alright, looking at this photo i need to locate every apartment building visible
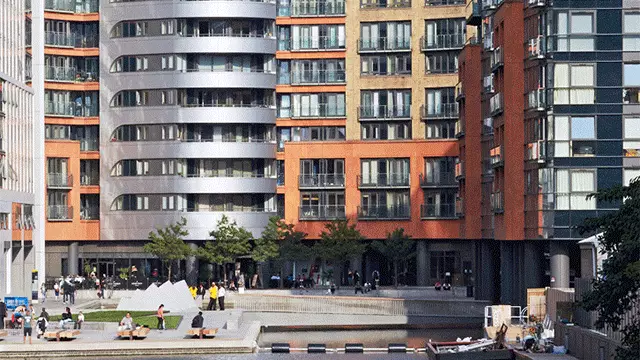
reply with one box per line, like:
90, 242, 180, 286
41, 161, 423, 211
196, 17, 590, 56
1, 0, 43, 297
275, 0, 472, 286
459, 0, 640, 304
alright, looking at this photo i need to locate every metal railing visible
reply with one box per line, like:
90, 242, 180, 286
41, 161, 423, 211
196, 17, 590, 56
47, 173, 73, 188
47, 205, 73, 221
425, 0, 464, 5
357, 173, 410, 187
291, 69, 346, 84
80, 206, 99, 220
419, 172, 457, 187
490, 93, 503, 115
421, 34, 465, 51
45, 0, 99, 13
291, 1, 345, 16
45, 66, 97, 82
358, 37, 411, 52
290, 36, 345, 51
491, 47, 504, 70
185, 206, 273, 213
420, 203, 457, 218
526, 89, 546, 110
299, 205, 346, 220
298, 174, 345, 188
491, 192, 504, 213
80, 173, 99, 186
44, 31, 98, 48
357, 205, 410, 220
45, 101, 98, 117
290, 104, 345, 118
80, 139, 99, 151
421, 103, 458, 120
180, 136, 274, 143
490, 145, 503, 167
361, 0, 411, 9
528, 35, 545, 58
185, 171, 271, 178
358, 105, 411, 120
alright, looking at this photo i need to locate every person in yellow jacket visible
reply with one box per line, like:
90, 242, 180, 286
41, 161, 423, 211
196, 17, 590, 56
207, 283, 218, 311
189, 285, 197, 299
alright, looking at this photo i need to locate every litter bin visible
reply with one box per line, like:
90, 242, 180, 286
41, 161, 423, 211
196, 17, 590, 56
466, 285, 474, 298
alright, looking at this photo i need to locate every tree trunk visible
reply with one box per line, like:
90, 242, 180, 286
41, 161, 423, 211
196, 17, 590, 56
167, 261, 172, 283
394, 261, 398, 288
257, 262, 264, 289
333, 261, 342, 288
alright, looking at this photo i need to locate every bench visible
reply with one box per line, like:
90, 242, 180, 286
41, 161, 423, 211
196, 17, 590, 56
186, 327, 218, 339
44, 329, 80, 341
117, 327, 150, 340
0, 330, 7, 337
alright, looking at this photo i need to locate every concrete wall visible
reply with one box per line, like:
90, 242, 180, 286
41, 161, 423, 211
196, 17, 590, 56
555, 322, 618, 360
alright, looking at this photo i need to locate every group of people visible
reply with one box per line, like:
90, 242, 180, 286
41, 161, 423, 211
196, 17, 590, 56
0, 300, 84, 344
187, 282, 227, 311
51, 276, 79, 304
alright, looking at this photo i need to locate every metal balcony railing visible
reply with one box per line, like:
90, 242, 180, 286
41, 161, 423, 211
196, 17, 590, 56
490, 93, 504, 116
361, 0, 411, 9
421, 103, 459, 120
359, 105, 411, 120
526, 0, 545, 8
528, 35, 545, 58
420, 203, 456, 218
298, 174, 345, 188
44, 31, 98, 48
45, 0, 99, 13
45, 101, 98, 117
292, 1, 345, 16
526, 89, 546, 110
80, 206, 99, 220
455, 119, 464, 137
290, 103, 346, 118
421, 34, 465, 51
47, 173, 73, 188
291, 70, 346, 85
491, 192, 504, 213
419, 173, 457, 188
358, 173, 410, 188
357, 205, 410, 220
47, 205, 73, 221
290, 36, 345, 51
358, 37, 411, 52
299, 205, 346, 220
490, 145, 503, 168
491, 47, 504, 70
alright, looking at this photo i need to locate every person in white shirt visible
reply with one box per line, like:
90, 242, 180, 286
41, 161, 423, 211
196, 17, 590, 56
217, 284, 226, 311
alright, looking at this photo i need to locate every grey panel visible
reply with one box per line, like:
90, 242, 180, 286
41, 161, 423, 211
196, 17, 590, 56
105, 142, 276, 160
102, 37, 276, 57
108, 177, 277, 195
101, 1, 276, 22
109, 71, 276, 93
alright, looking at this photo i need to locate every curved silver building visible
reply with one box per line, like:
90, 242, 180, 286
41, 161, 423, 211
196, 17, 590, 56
100, 0, 277, 241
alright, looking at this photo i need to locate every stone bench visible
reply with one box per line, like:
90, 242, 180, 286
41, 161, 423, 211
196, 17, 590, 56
44, 329, 80, 341
117, 327, 150, 340
186, 327, 218, 339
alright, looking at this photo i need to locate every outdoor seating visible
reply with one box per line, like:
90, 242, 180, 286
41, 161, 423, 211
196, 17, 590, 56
186, 327, 218, 339
44, 329, 80, 341
0, 330, 7, 337
117, 327, 150, 340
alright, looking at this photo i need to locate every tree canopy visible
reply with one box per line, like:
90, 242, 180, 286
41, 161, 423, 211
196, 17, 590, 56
253, 216, 283, 263
199, 215, 252, 265
579, 177, 640, 360
370, 227, 415, 287
315, 220, 366, 264
144, 217, 191, 280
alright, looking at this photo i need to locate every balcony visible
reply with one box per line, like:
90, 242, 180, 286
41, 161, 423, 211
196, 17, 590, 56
490, 145, 503, 168
455, 160, 464, 180
526, 89, 546, 111
528, 36, 545, 59
359, 105, 411, 121
421, 103, 459, 120
490, 93, 503, 116
362, 0, 411, 8
80, 173, 99, 186
419, 173, 457, 188
526, 141, 547, 163
491, 192, 504, 213
45, 0, 98, 13
358, 173, 410, 188
289, 36, 345, 52
298, 174, 345, 189
421, 34, 465, 51
45, 101, 98, 117
47, 173, 73, 189
357, 205, 410, 220
455, 119, 464, 138
455, 197, 464, 217
47, 205, 73, 221
483, 117, 494, 136
80, 139, 99, 151
526, 0, 545, 8
44, 31, 98, 48
491, 47, 504, 71
358, 37, 411, 53
80, 206, 99, 220
483, 33, 493, 50
291, 70, 346, 85
465, 1, 481, 26
291, 1, 345, 16
425, 0, 465, 5
45, 66, 98, 83
483, 74, 494, 93
420, 203, 457, 219
290, 104, 345, 119
299, 205, 346, 220
482, 0, 502, 11
455, 82, 464, 101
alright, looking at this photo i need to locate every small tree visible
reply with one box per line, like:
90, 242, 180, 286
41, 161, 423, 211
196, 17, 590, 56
370, 228, 415, 287
315, 220, 366, 286
253, 216, 284, 288
579, 178, 640, 360
144, 217, 191, 281
199, 215, 252, 283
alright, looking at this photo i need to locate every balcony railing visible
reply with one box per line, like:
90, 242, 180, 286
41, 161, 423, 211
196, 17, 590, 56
455, 160, 464, 179
420, 203, 456, 219
419, 173, 457, 188
289, 104, 345, 119
526, 89, 546, 110
421, 34, 465, 51
491, 192, 504, 213
491, 47, 504, 71
359, 105, 411, 120
47, 205, 73, 221
526, 141, 547, 163
421, 103, 459, 120
292, 1, 345, 16
45, 101, 98, 117
455, 198, 464, 217
80, 139, 99, 151
45, 31, 98, 48
455, 82, 464, 101
490, 93, 503, 116
80, 206, 99, 220
80, 173, 99, 186
484, 32, 493, 50
455, 119, 464, 137
45, 66, 98, 83
45, 0, 99, 13
361, 0, 411, 9
47, 173, 73, 188
483, 74, 494, 93
185, 205, 273, 213
358, 37, 411, 52
290, 36, 345, 51
298, 174, 345, 188
358, 173, 410, 188
357, 205, 410, 220
490, 145, 503, 168
425, 0, 464, 5
528, 35, 545, 58
526, 0, 545, 8
482, 0, 502, 10
299, 205, 346, 220
291, 70, 346, 85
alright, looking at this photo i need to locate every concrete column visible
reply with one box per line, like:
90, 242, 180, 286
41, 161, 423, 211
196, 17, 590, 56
186, 243, 199, 285
523, 241, 543, 290
67, 242, 79, 276
500, 242, 515, 305
550, 241, 570, 288
351, 255, 362, 283
579, 243, 596, 279
475, 239, 499, 303
416, 240, 428, 286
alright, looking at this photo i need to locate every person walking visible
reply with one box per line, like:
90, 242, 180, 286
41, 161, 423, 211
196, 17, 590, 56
156, 304, 165, 330
40, 283, 46, 303
207, 283, 218, 311
76, 311, 84, 329
23, 310, 33, 344
69, 282, 76, 305
217, 284, 226, 311
53, 282, 60, 302
0, 301, 6, 329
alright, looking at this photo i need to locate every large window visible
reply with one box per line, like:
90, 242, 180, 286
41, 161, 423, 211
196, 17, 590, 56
291, 24, 345, 51
426, 51, 458, 74
285, 93, 346, 118
623, 12, 640, 51
360, 89, 411, 119
623, 64, 640, 104
361, 122, 411, 140
360, 22, 411, 51
361, 54, 411, 76
555, 11, 595, 51
425, 88, 457, 118
425, 121, 455, 139
624, 117, 640, 157
555, 169, 596, 210
553, 116, 596, 157
424, 18, 465, 50
553, 63, 595, 105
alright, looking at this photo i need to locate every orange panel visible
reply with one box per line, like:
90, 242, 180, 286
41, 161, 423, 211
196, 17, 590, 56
44, 12, 98, 22
45, 82, 99, 91
43, 48, 99, 57
79, 152, 100, 160
45, 117, 100, 126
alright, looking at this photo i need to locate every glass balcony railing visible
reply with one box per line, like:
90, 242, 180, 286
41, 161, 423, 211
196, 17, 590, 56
421, 103, 459, 120
358, 105, 411, 120
291, 1, 345, 16
357, 173, 410, 188
299, 205, 346, 220
421, 34, 465, 51
358, 37, 411, 52
45, 66, 98, 82
298, 174, 345, 188
526, 89, 546, 110
420, 203, 456, 218
490, 93, 503, 116
47, 205, 73, 221
290, 36, 345, 51
357, 205, 410, 220
419, 173, 457, 187
291, 69, 346, 85
80, 139, 99, 151
47, 173, 73, 188
45, 0, 99, 13
45, 101, 98, 117
361, 0, 411, 9
45, 31, 99, 48
80, 206, 99, 220
290, 104, 345, 118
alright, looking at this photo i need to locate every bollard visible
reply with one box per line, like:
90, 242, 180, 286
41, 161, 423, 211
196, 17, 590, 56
345, 343, 364, 353
271, 343, 290, 353
388, 343, 407, 353
307, 343, 326, 353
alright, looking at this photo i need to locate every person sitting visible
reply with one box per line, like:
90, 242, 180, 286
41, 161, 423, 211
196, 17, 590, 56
59, 307, 74, 329
191, 311, 204, 328
118, 312, 134, 331
76, 311, 84, 329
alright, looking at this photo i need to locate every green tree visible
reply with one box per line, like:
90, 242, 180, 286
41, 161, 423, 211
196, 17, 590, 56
315, 220, 366, 285
370, 228, 415, 288
144, 217, 191, 281
258, 216, 310, 287
579, 177, 640, 360
253, 216, 284, 288
199, 215, 252, 282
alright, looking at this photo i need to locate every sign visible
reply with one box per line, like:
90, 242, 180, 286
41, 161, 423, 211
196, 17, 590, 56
4, 297, 28, 311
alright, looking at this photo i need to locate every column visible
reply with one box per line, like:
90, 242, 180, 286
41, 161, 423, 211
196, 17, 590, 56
550, 241, 570, 288
186, 243, 199, 285
416, 240, 428, 286
67, 242, 79, 276
523, 241, 543, 290
500, 241, 515, 305
351, 255, 362, 284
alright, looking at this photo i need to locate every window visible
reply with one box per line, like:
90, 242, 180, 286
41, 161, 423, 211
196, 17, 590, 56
555, 169, 596, 210
361, 122, 410, 140
359, 22, 411, 51
624, 169, 640, 186
361, 54, 411, 76
426, 51, 458, 74
291, 24, 345, 50
360, 89, 411, 118
623, 12, 640, 51
136, 126, 148, 140
424, 157, 455, 185
624, 64, 640, 87
162, 56, 174, 70
424, 18, 465, 49
161, 125, 175, 140
553, 63, 594, 104
162, 160, 175, 175
136, 160, 149, 175
555, 12, 594, 51
291, 93, 345, 118
162, 196, 175, 210
161, 20, 174, 35
553, 116, 596, 157
136, 196, 149, 210
426, 121, 455, 139
624, 117, 640, 157
425, 88, 457, 118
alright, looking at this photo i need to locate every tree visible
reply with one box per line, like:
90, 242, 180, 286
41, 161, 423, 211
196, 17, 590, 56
258, 216, 310, 288
315, 220, 366, 285
199, 215, 252, 283
579, 177, 640, 360
253, 216, 284, 288
370, 228, 415, 287
144, 217, 191, 281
